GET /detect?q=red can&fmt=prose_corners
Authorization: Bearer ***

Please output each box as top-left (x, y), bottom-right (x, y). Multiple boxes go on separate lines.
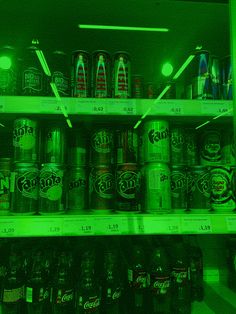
top-left (92, 50), bottom-right (111, 98)
top-left (71, 50), bottom-right (90, 98)
top-left (132, 75), bottom-right (144, 98)
top-left (116, 128), bottom-right (138, 164)
top-left (113, 51), bottom-right (131, 98)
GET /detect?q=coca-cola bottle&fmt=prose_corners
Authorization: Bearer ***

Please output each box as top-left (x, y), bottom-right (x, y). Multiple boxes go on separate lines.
top-left (76, 251), bottom-right (101, 314)
top-left (2, 247), bottom-right (25, 314)
top-left (148, 246), bottom-right (172, 314)
top-left (127, 241), bottom-right (148, 314)
top-left (170, 237), bottom-right (191, 314)
top-left (51, 251), bottom-right (75, 314)
top-left (25, 250), bottom-right (51, 314)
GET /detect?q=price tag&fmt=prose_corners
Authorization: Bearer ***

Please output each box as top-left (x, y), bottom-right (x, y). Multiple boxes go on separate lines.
top-left (108, 100), bottom-right (136, 115)
top-left (41, 100), bottom-right (66, 114)
top-left (27, 219), bottom-right (62, 236)
top-left (0, 221), bottom-right (17, 237)
top-left (154, 101), bottom-right (184, 115)
top-left (94, 216), bottom-right (127, 235)
top-left (92, 104), bottom-right (106, 114)
top-left (226, 216), bottom-right (236, 232)
top-left (202, 102), bottom-right (231, 116)
top-left (63, 217), bottom-right (94, 236)
top-left (181, 217), bottom-right (212, 233)
top-left (135, 217), bottom-right (180, 234)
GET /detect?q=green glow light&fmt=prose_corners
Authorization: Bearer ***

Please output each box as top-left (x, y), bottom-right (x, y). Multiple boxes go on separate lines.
top-left (35, 49), bottom-right (51, 76)
top-left (50, 82), bottom-right (61, 100)
top-left (78, 24), bottom-right (169, 32)
top-left (0, 56), bottom-right (12, 70)
top-left (173, 55), bottom-right (195, 80)
top-left (66, 119), bottom-right (73, 128)
top-left (195, 121), bottom-right (210, 130)
top-left (162, 63), bottom-right (173, 76)
top-left (134, 120), bottom-right (142, 129)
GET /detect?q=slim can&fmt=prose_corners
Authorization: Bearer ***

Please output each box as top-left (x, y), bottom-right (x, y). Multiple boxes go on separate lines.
top-left (92, 50), bottom-right (111, 98)
top-left (211, 55), bottom-right (221, 99)
top-left (0, 158), bottom-right (11, 214)
top-left (170, 127), bottom-right (185, 165)
top-left (143, 120), bottom-right (170, 163)
top-left (221, 55), bottom-right (232, 100)
top-left (132, 75), bottom-right (144, 98)
top-left (200, 129), bottom-right (222, 166)
top-left (0, 45), bottom-right (17, 95)
top-left (141, 162), bottom-right (171, 214)
top-left (222, 130), bottom-right (235, 165)
top-left (66, 166), bottom-right (87, 213)
top-left (187, 166), bottom-right (211, 211)
top-left (210, 166), bottom-right (235, 212)
top-left (21, 46), bottom-right (45, 96)
top-left (39, 163), bottom-right (64, 214)
top-left (68, 128), bottom-right (88, 166)
top-left (90, 128), bottom-right (114, 165)
top-left (89, 165), bottom-right (114, 212)
top-left (116, 128), bottom-right (138, 164)
top-left (43, 126), bottom-right (66, 164)
top-left (170, 165), bottom-right (187, 210)
top-left (192, 50), bottom-right (213, 99)
top-left (11, 163), bottom-right (39, 215)
top-left (113, 51), bottom-right (131, 98)
top-left (185, 128), bottom-right (198, 166)
top-left (13, 118), bottom-right (39, 163)
top-left (115, 163), bottom-right (141, 213)
top-left (145, 82), bottom-right (156, 99)
top-left (50, 50), bottom-right (70, 97)
top-left (71, 50), bottom-right (90, 97)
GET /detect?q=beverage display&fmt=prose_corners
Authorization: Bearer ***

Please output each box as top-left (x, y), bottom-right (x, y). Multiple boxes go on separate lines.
top-left (116, 128), bottom-right (138, 164)
top-left (92, 50), bottom-right (111, 98)
top-left (0, 45), bottom-right (17, 95)
top-left (71, 50), bottom-right (90, 98)
top-left (11, 163), bottom-right (39, 215)
top-left (142, 120), bottom-right (170, 163)
top-left (170, 165), bottom-right (187, 211)
top-left (115, 163), bottom-right (141, 213)
top-left (113, 51), bottom-right (131, 98)
top-left (0, 158), bottom-right (11, 214)
top-left (90, 128), bottom-right (114, 165)
top-left (13, 118), bottom-right (39, 163)
top-left (43, 126), bottom-right (66, 164)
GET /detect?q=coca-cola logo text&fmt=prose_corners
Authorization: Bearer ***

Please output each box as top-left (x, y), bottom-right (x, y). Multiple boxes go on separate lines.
top-left (84, 297), bottom-right (100, 309)
top-left (148, 128), bottom-right (169, 144)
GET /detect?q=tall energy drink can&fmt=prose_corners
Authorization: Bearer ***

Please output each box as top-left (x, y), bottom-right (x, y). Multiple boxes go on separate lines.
top-left (211, 56), bottom-right (221, 99)
top-left (113, 51), bottom-right (131, 98)
top-left (92, 50), bottom-right (111, 98)
top-left (200, 129), bottom-right (222, 166)
top-left (13, 118), bottom-right (39, 163)
top-left (170, 165), bottom-right (187, 210)
top-left (50, 50), bottom-right (70, 97)
top-left (141, 162), bottom-right (171, 214)
top-left (221, 55), bottom-right (232, 100)
top-left (142, 120), bottom-right (170, 163)
top-left (115, 163), bottom-right (141, 213)
top-left (21, 46), bottom-right (45, 96)
top-left (192, 50), bottom-right (213, 99)
top-left (145, 82), bottom-right (156, 99)
top-left (185, 129), bottom-right (198, 166)
top-left (170, 127), bottom-right (185, 165)
top-left (39, 163), bottom-right (64, 214)
top-left (0, 45), bottom-right (17, 95)
top-left (71, 50), bottom-right (90, 97)
top-left (210, 166), bottom-right (235, 212)
top-left (132, 75), bottom-right (144, 98)
top-left (90, 128), bottom-right (114, 165)
top-left (0, 158), bottom-right (11, 214)
top-left (116, 128), bottom-right (138, 164)
top-left (43, 126), bottom-right (66, 164)
top-left (11, 163), bottom-right (39, 215)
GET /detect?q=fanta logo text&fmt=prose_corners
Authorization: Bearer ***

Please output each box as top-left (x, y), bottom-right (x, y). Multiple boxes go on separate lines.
top-left (17, 174), bottom-right (38, 192)
top-left (171, 175), bottom-right (186, 191)
top-left (69, 178), bottom-right (86, 190)
top-left (40, 174), bottom-right (61, 189)
top-left (148, 128), bottom-right (169, 144)
top-left (13, 125), bottom-right (34, 140)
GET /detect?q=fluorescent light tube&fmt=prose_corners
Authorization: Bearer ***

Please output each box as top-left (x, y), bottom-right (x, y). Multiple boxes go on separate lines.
top-left (78, 24), bottom-right (169, 32)
top-left (35, 49), bottom-right (51, 76)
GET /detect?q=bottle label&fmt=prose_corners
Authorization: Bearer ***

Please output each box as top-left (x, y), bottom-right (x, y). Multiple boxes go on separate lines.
top-left (105, 287), bottom-right (122, 304)
top-left (53, 288), bottom-right (74, 305)
top-left (3, 286), bottom-right (25, 303)
top-left (78, 295), bottom-right (100, 312)
top-left (149, 274), bottom-right (171, 295)
top-left (23, 67), bottom-right (43, 92)
top-left (26, 286), bottom-right (50, 303)
top-left (40, 168), bottom-right (63, 201)
top-left (128, 269), bottom-right (148, 289)
top-left (52, 71), bottom-right (69, 96)
top-left (172, 267), bottom-right (189, 285)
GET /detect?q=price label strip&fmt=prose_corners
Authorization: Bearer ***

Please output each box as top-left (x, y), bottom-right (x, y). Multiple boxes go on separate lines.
top-left (134, 216), bottom-right (180, 234)
top-left (94, 216), bottom-right (128, 235)
top-left (108, 99), bottom-right (136, 115)
top-left (23, 219), bottom-right (62, 236)
top-left (154, 101), bottom-right (184, 116)
top-left (40, 99), bottom-right (65, 114)
top-left (226, 216), bottom-right (236, 232)
top-left (202, 102), bottom-right (231, 116)
top-left (181, 217), bottom-right (212, 233)
top-left (63, 217), bottom-right (95, 236)
top-left (0, 221), bottom-right (17, 237)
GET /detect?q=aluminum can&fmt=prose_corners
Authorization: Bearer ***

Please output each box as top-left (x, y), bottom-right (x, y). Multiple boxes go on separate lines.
top-left (192, 50), bottom-right (213, 99)
top-left (90, 128), bottom-right (114, 165)
top-left (0, 158), bottom-right (11, 214)
top-left (143, 120), bottom-right (170, 163)
top-left (211, 55), bottom-right (221, 99)
top-left (170, 127), bottom-right (185, 165)
top-left (145, 82), bottom-right (156, 99)
top-left (0, 45), bottom-right (17, 95)
top-left (200, 129), bottom-right (222, 166)
top-left (50, 50), bottom-right (70, 97)
top-left (222, 130), bottom-right (235, 165)
top-left (13, 118), bottom-right (39, 162)
top-left (138, 131), bottom-right (144, 165)
top-left (132, 75), bottom-right (144, 98)
top-left (170, 165), bottom-right (187, 210)
top-left (11, 163), bottom-right (39, 215)
top-left (39, 163), bottom-right (64, 214)
top-left (67, 166), bottom-right (87, 213)
top-left (116, 128), bottom-right (138, 164)
top-left (43, 126), bottom-right (66, 164)
top-left (185, 128), bottom-right (198, 166)
top-left (159, 82), bottom-right (176, 99)
top-left (115, 163), bottom-right (141, 213)
top-left (187, 166), bottom-right (211, 211)
top-left (68, 128), bottom-right (87, 166)
top-left (221, 55), bottom-right (232, 100)
top-left (210, 166), bottom-right (235, 212)
top-left (71, 50), bottom-right (90, 97)
top-left (21, 46), bottom-right (45, 96)
top-left (113, 51), bottom-right (131, 98)
top-left (89, 165), bottom-right (114, 212)
top-left (92, 50), bottom-right (111, 98)
top-left (141, 162), bottom-right (171, 213)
